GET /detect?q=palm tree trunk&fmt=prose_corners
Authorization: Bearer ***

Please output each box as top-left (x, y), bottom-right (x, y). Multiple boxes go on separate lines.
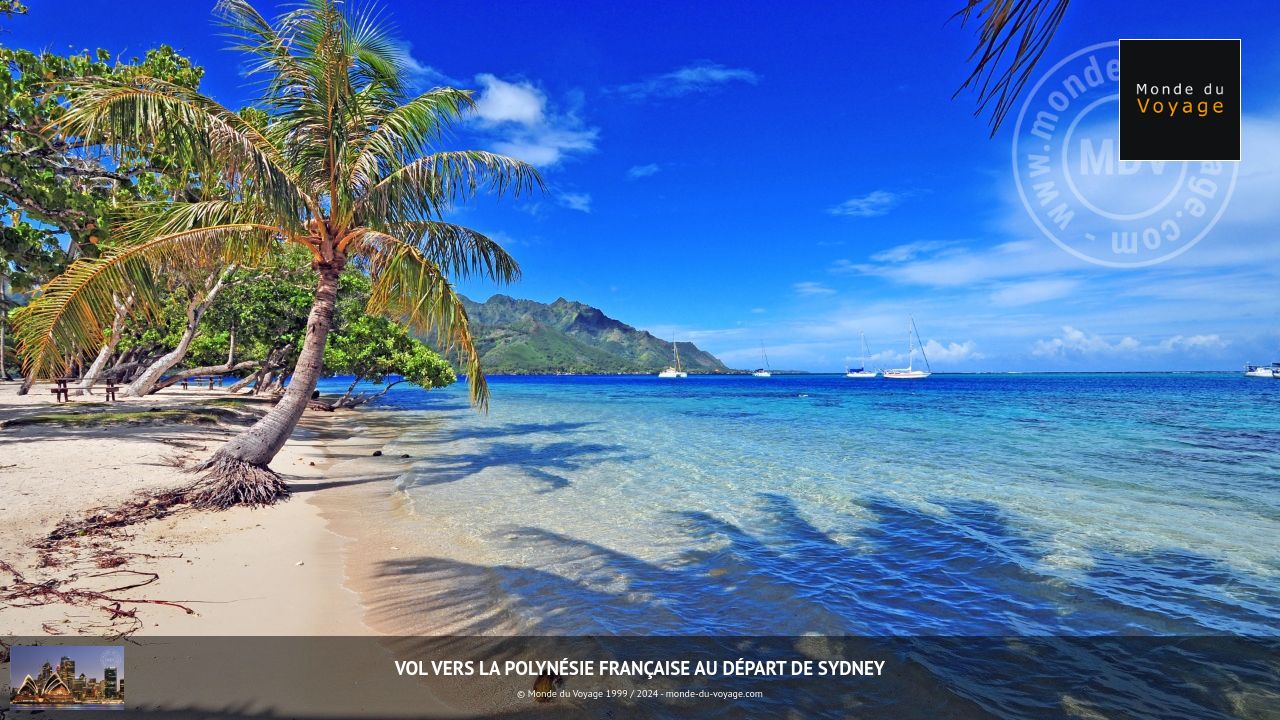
top-left (191, 264), bottom-right (342, 507)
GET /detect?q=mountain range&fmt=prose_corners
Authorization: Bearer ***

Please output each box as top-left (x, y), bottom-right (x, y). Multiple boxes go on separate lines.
top-left (458, 294), bottom-right (729, 375)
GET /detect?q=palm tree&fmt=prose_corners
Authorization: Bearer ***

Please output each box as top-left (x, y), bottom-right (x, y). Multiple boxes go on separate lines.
top-left (15, 0), bottom-right (541, 507)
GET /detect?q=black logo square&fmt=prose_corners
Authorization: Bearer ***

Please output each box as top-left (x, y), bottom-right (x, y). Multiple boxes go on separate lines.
top-left (1119, 39), bottom-right (1240, 161)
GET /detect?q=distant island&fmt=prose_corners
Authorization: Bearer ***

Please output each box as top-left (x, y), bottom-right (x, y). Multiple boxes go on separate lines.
top-left (459, 295), bottom-right (730, 375)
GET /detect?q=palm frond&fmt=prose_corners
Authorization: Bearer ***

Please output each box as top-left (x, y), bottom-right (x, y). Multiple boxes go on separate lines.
top-left (348, 87), bottom-right (475, 193)
top-left (359, 231), bottom-right (489, 410)
top-left (347, 221), bottom-right (520, 283)
top-left (14, 225), bottom-right (281, 379)
top-left (358, 150), bottom-right (544, 224)
top-left (214, 0), bottom-right (312, 103)
top-left (54, 74), bottom-right (320, 222)
top-left (953, 0), bottom-right (1071, 135)
top-left (115, 199), bottom-right (299, 245)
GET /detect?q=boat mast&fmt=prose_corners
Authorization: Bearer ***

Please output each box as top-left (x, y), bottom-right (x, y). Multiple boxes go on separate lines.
top-left (673, 339), bottom-right (683, 372)
top-left (906, 323), bottom-right (914, 371)
top-left (860, 331), bottom-right (868, 369)
top-left (760, 341), bottom-right (770, 370)
top-left (911, 316), bottom-right (931, 373)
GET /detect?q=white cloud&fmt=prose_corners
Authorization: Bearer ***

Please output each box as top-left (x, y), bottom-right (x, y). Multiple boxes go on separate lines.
top-left (471, 74), bottom-right (598, 167)
top-left (793, 281), bottom-right (836, 297)
top-left (627, 163), bottom-right (661, 179)
top-left (750, 307), bottom-right (767, 314)
top-left (1153, 334), bottom-right (1227, 352)
top-left (398, 44), bottom-right (462, 88)
top-left (557, 192), bottom-right (592, 213)
top-left (473, 73), bottom-right (545, 124)
top-left (1032, 326), bottom-right (1225, 357)
top-left (828, 190), bottom-right (910, 218)
top-left (616, 61), bottom-right (757, 99)
top-left (923, 339), bottom-right (984, 363)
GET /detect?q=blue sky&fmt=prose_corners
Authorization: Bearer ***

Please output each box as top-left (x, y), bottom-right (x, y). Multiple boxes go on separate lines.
top-left (10, 644), bottom-right (123, 682)
top-left (9, 0), bottom-right (1280, 371)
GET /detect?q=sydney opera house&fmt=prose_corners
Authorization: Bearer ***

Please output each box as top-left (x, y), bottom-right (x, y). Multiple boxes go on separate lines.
top-left (10, 657), bottom-right (122, 706)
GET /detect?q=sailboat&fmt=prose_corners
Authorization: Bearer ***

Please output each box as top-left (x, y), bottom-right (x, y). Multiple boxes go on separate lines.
top-left (752, 341), bottom-right (772, 377)
top-left (883, 318), bottom-right (931, 379)
top-left (658, 338), bottom-right (688, 378)
top-left (1244, 362), bottom-right (1280, 378)
top-left (846, 332), bottom-right (878, 378)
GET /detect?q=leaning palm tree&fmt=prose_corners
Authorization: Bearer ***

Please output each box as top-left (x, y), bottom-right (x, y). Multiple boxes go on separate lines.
top-left (15, 0), bottom-right (541, 507)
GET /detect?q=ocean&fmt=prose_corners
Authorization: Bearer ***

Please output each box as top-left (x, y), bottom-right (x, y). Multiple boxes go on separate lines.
top-left (318, 372), bottom-right (1280, 716)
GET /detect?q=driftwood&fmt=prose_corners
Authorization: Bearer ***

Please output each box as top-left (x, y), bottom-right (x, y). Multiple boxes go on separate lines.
top-left (153, 360), bottom-right (259, 392)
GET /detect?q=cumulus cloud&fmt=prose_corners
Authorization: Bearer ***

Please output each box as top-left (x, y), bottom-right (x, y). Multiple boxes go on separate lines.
top-left (923, 339), bottom-right (984, 363)
top-left (616, 61), bottom-right (758, 99)
top-left (627, 163), bottom-right (661, 179)
top-left (1032, 326), bottom-right (1225, 357)
top-left (471, 74), bottom-right (597, 167)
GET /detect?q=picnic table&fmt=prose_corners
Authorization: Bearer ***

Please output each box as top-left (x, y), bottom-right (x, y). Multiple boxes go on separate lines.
top-left (50, 377), bottom-right (72, 402)
top-left (50, 378), bottom-right (118, 402)
top-left (180, 376), bottom-right (224, 390)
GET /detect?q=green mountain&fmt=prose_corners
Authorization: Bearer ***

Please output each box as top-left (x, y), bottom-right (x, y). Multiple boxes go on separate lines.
top-left (458, 294), bottom-right (730, 374)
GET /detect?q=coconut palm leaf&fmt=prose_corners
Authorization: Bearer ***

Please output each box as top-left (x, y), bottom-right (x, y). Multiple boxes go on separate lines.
top-left (359, 150), bottom-right (544, 225)
top-left (15, 224), bottom-right (281, 379)
top-left (357, 231), bottom-right (489, 410)
top-left (19, 0), bottom-right (540, 499)
top-left (372, 221), bottom-right (521, 283)
top-left (954, 0), bottom-right (1071, 135)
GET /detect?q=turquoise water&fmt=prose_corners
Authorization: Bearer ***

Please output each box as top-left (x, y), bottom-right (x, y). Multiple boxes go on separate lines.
top-left (326, 373), bottom-right (1280, 638)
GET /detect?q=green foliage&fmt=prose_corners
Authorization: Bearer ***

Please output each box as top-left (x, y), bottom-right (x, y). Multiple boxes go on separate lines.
top-left (0, 45), bottom-right (204, 254)
top-left (185, 248), bottom-right (317, 367)
top-left (0, 1), bottom-right (28, 19)
top-left (325, 313), bottom-right (455, 391)
top-left (324, 272), bottom-right (454, 391)
top-left (0, 44), bottom-right (207, 378)
top-left (14, 0), bottom-right (539, 411)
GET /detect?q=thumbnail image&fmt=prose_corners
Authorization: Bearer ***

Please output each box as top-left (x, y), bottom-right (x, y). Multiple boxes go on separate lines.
top-left (9, 646), bottom-right (124, 709)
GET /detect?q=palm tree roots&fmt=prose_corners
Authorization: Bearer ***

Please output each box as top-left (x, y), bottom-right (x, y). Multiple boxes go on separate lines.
top-left (187, 455), bottom-right (291, 509)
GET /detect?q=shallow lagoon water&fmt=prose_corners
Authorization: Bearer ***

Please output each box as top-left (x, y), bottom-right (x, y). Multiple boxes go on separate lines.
top-left (322, 372), bottom-right (1280, 638)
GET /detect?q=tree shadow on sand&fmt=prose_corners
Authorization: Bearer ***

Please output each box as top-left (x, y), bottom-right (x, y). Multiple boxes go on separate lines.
top-left (364, 492), bottom-right (1280, 719)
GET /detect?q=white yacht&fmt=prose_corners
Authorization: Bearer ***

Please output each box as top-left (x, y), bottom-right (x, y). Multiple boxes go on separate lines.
top-left (752, 342), bottom-right (772, 377)
top-left (1244, 363), bottom-right (1279, 378)
top-left (846, 332), bottom-right (878, 378)
top-left (658, 339), bottom-right (688, 378)
top-left (883, 318), bottom-right (931, 380)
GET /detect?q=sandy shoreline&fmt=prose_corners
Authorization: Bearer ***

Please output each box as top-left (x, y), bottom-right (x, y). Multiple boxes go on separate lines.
top-left (0, 382), bottom-right (420, 638)
top-left (0, 383), bottom-right (564, 717)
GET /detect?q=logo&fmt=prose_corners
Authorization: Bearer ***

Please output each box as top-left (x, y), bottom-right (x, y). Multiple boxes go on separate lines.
top-left (1119, 39), bottom-right (1240, 161)
top-left (1012, 42), bottom-right (1238, 268)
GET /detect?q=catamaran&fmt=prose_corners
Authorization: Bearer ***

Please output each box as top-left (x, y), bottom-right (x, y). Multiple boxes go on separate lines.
top-left (658, 339), bottom-right (688, 378)
top-left (752, 341), bottom-right (772, 377)
top-left (883, 318), bottom-right (931, 379)
top-left (846, 331), bottom-right (878, 378)
top-left (1244, 363), bottom-right (1279, 378)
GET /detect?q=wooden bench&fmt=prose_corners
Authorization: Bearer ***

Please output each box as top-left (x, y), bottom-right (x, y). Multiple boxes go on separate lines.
top-left (104, 381), bottom-right (118, 402)
top-left (49, 377), bottom-right (72, 402)
top-left (180, 376), bottom-right (222, 390)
